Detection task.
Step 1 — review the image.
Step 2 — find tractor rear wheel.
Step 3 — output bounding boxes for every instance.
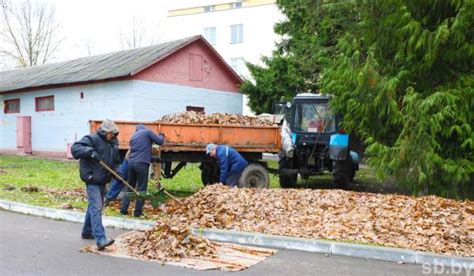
[239,163,269,188]
[278,158,297,188]
[332,157,353,189]
[279,173,297,188]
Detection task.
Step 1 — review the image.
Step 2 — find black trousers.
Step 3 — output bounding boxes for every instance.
[120,162,149,216]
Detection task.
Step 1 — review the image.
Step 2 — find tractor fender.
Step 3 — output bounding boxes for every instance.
[329,133,349,160]
[350,151,360,171]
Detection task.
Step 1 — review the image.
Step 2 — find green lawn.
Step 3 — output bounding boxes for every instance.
[0,155,386,213]
[0,155,87,209]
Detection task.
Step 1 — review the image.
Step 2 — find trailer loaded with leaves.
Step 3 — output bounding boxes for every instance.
[90,112,281,189]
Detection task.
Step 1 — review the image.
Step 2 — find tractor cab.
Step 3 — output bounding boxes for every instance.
[274,94,340,144]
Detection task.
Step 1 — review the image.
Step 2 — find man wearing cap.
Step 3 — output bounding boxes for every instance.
[71,119,120,250]
[206,144,248,187]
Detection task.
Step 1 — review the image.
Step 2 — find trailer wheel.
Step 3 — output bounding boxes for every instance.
[332,157,353,189]
[239,163,269,188]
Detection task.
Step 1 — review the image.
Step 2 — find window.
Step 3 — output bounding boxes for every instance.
[186,106,205,113]
[203,27,216,45]
[232,2,242,8]
[4,99,20,114]
[294,102,336,133]
[35,95,54,112]
[203,5,215,12]
[230,24,243,44]
[189,53,203,81]
[230,57,245,75]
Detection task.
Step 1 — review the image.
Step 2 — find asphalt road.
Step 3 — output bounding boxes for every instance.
[0,210,432,276]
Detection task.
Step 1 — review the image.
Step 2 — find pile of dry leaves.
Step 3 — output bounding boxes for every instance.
[164,185,473,257]
[124,219,217,262]
[158,111,275,127]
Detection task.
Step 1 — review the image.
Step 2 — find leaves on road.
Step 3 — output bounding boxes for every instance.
[124,219,218,262]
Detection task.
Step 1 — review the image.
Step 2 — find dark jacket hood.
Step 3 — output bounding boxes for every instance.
[136,124,146,132]
[97,128,118,141]
[97,128,107,138]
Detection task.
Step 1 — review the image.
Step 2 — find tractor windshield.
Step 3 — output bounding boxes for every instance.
[294,102,336,133]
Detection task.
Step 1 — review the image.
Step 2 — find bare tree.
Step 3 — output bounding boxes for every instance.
[117,16,161,50]
[0,0,62,67]
[81,37,98,56]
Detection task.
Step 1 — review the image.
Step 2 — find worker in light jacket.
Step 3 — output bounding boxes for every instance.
[206,143,248,187]
[71,119,120,251]
[120,124,165,217]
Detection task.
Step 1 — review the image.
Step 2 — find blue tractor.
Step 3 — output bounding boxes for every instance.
[275,93,360,188]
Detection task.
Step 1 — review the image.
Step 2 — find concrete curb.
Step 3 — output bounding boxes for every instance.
[191,228,473,268]
[1,200,472,268]
[0,200,155,230]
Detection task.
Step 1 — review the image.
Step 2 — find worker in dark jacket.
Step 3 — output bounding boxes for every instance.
[71,119,120,250]
[120,124,165,217]
[206,144,248,187]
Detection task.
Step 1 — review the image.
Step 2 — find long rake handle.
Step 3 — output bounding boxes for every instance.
[147,180,182,204]
[163,189,182,204]
[65,161,79,187]
[98,160,140,195]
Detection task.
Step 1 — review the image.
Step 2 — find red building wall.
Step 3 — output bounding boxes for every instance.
[133,40,241,93]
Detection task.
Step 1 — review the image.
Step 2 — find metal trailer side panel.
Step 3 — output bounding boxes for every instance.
[89,120,281,153]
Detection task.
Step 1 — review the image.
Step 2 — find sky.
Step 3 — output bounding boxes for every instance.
[1,0,208,68]
[50,0,171,60]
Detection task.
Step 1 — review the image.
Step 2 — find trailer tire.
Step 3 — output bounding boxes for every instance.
[239,163,269,188]
[332,158,352,189]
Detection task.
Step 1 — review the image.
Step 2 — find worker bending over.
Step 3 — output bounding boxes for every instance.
[120,125,165,217]
[206,143,248,187]
[71,119,119,250]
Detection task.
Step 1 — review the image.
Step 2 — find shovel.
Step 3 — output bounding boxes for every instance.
[98,160,181,208]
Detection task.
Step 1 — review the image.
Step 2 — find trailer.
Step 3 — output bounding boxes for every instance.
[89,120,281,188]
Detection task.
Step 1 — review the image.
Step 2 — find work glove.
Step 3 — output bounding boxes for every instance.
[90,151,101,161]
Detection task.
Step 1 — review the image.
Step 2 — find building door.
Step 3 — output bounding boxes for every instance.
[17,116,32,154]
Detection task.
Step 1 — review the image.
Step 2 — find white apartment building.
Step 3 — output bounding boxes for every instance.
[161,0,284,114]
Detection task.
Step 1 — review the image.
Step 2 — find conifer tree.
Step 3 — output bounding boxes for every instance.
[242,0,473,197]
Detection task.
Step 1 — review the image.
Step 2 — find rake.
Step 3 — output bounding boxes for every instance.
[98,160,181,208]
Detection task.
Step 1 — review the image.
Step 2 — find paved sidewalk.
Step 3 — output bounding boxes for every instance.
[0,210,431,276]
